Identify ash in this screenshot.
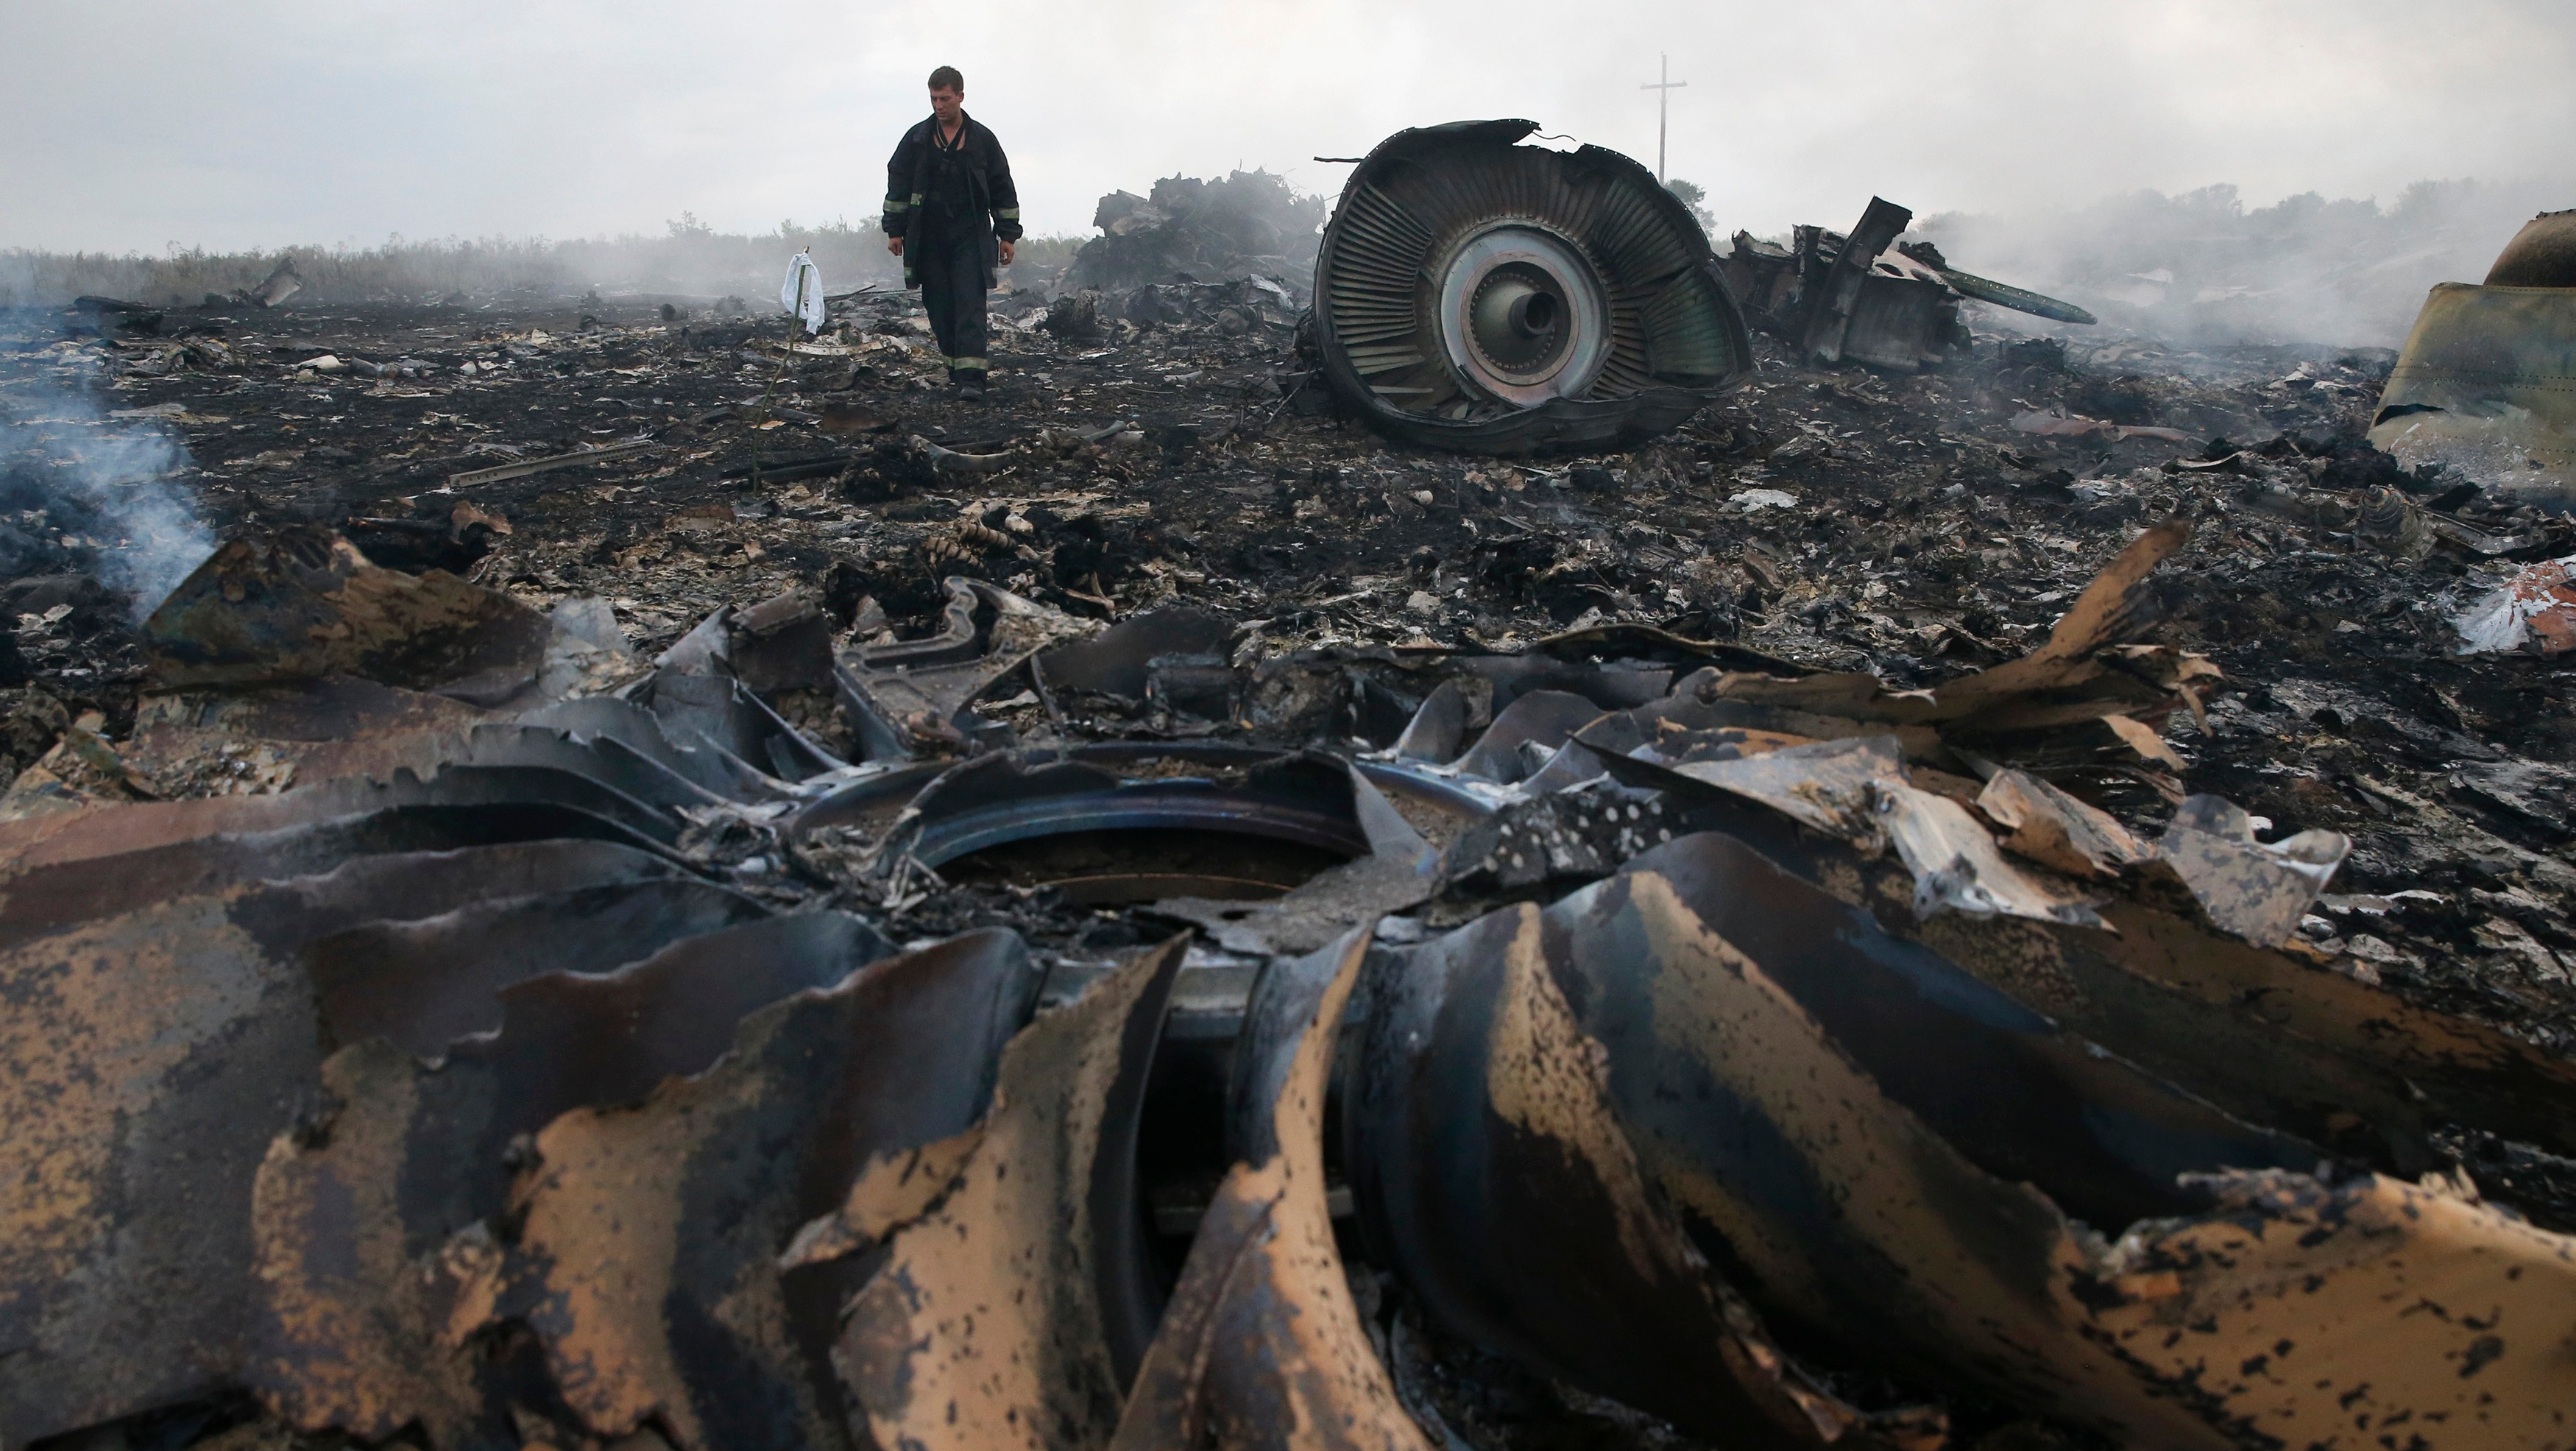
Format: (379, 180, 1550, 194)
(5, 264, 2575, 1451)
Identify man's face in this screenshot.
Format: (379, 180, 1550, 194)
(930, 86, 962, 123)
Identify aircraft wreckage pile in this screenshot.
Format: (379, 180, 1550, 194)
(6, 129, 2576, 1451)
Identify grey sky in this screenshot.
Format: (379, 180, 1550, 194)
(4, 1, 2572, 254)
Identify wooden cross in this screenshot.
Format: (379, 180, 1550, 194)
(1641, 53, 1687, 184)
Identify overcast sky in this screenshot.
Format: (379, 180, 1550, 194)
(4, 1, 2572, 254)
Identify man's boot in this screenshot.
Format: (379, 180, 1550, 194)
(955, 370, 988, 402)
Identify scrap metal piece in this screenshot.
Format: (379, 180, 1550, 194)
(1975, 767, 2154, 878)
(829, 935, 1187, 1451)
(1801, 197, 1918, 368)
(1311, 119, 1752, 455)
(838, 576, 1100, 753)
(1031, 604, 1234, 706)
(0, 814, 681, 956)
(1155, 760, 1445, 955)
(888, 749, 1380, 890)
(485, 928, 1039, 1451)
(0, 839, 698, 1444)
(1690, 518, 2215, 750)
(1730, 227, 2092, 367)
(0, 757, 687, 908)
(523, 694, 799, 801)
(2154, 794, 2349, 947)
(129, 715, 732, 818)
(1908, 873, 2576, 1173)
(1342, 889, 1922, 1446)
(2457, 553, 2576, 655)
(1869, 779, 2103, 927)
(1110, 926, 1431, 1451)
(1666, 733, 1904, 840)
(305, 878, 771, 1056)
(646, 607, 847, 782)
(1484, 833, 2576, 1448)
(254, 917, 899, 1445)
(1923, 264, 2097, 325)
(2371, 280, 2576, 497)
(445, 438, 655, 490)
(243, 256, 302, 308)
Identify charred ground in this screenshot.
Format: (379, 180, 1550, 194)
(7, 278, 2576, 1450)
(11, 286, 2573, 1049)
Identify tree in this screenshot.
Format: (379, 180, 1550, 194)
(1665, 178, 1716, 235)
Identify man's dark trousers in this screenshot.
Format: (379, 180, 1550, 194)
(916, 228, 988, 384)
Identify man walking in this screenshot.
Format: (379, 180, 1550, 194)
(884, 66, 1022, 401)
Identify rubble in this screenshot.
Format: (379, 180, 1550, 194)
(7, 167, 2576, 1451)
(1722, 196, 2095, 374)
(2455, 552, 2576, 654)
(1064, 169, 1324, 296)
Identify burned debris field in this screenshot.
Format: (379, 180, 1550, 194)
(7, 130, 2576, 1451)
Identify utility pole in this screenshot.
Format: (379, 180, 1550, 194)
(1641, 53, 1686, 184)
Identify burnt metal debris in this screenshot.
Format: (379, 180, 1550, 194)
(1722, 195, 2098, 374)
(8, 180, 2576, 1451)
(7, 509, 2576, 1451)
(1309, 120, 1755, 455)
(2372, 208, 2576, 506)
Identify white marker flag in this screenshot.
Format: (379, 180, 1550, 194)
(779, 250, 827, 335)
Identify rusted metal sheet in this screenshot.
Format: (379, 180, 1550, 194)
(0, 818, 682, 955)
(490, 928, 1041, 1450)
(1112, 925, 1430, 1450)
(244, 1040, 530, 1450)
(1344, 894, 1916, 1446)
(0, 836, 710, 1444)
(0, 894, 327, 1442)
(825, 935, 1186, 1450)
(0, 762, 685, 900)
(1502, 831, 2575, 1447)
(126, 716, 734, 817)
(1913, 884, 2576, 1170)
(247, 911, 905, 1446)
(305, 878, 771, 1056)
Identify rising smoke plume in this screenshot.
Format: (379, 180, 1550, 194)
(1914, 174, 2574, 351)
(0, 340, 216, 617)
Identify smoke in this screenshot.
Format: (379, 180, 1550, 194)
(0, 338, 216, 616)
(1913, 175, 2574, 351)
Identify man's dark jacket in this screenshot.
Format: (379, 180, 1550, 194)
(882, 113, 1022, 290)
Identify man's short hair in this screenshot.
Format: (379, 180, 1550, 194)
(928, 66, 963, 93)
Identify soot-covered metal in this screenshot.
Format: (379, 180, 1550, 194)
(6, 512, 2575, 1451)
